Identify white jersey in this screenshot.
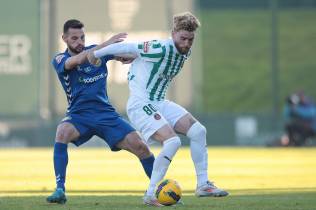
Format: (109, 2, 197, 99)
(128, 39, 189, 101)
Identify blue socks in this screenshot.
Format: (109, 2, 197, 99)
(140, 154, 155, 178)
(53, 142, 153, 191)
(54, 142, 68, 191)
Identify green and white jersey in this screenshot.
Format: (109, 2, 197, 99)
(128, 38, 189, 101)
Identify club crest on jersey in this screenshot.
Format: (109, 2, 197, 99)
(94, 58, 102, 67)
(154, 113, 161, 120)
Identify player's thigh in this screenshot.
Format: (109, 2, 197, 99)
(116, 131, 151, 158)
(55, 122, 80, 143)
(151, 124, 177, 143)
(174, 113, 197, 135)
(159, 100, 191, 129)
(96, 116, 135, 151)
(58, 113, 98, 146)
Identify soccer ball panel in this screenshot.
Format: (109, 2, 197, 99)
(155, 179, 182, 206)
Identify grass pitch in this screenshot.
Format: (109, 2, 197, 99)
(0, 147, 315, 210)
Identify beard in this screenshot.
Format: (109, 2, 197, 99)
(174, 43, 190, 55)
(68, 44, 84, 54)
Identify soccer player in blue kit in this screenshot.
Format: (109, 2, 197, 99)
(46, 19, 155, 204)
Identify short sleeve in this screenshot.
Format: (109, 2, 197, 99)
(52, 53, 69, 74)
(136, 40, 165, 62)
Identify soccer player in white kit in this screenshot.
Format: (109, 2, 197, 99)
(89, 12, 228, 206)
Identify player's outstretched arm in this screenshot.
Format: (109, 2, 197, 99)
(88, 42, 139, 65)
(87, 33, 129, 65)
(64, 50, 90, 70)
(65, 33, 128, 69)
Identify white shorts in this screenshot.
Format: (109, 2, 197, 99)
(126, 96, 188, 143)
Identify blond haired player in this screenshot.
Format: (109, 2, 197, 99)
(89, 12, 228, 206)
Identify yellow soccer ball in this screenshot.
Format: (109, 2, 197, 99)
(155, 179, 182, 206)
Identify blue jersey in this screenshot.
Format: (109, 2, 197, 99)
(52, 45, 116, 114)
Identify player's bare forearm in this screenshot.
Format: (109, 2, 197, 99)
(66, 32, 127, 69)
(64, 50, 89, 70)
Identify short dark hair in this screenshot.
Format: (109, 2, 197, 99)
(63, 19, 84, 34)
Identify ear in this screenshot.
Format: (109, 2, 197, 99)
(62, 33, 67, 42)
(171, 30, 176, 38)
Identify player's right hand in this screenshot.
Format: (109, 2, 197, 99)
(107, 33, 128, 45)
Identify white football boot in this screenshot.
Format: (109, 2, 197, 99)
(143, 194, 164, 207)
(195, 181, 229, 197)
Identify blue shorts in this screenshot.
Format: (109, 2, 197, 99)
(62, 111, 135, 151)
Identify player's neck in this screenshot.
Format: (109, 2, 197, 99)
(67, 48, 78, 56)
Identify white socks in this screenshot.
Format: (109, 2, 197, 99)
(187, 122, 209, 187)
(146, 136, 181, 196)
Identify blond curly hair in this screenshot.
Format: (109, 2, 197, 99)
(173, 12, 201, 32)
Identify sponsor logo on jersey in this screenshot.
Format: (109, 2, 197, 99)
(78, 73, 107, 84)
(55, 54, 65, 64)
(154, 113, 161, 120)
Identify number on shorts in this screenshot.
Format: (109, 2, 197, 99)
(143, 104, 157, 115)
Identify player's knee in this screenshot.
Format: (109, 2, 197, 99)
(55, 134, 69, 144)
(163, 136, 182, 150)
(187, 122, 207, 141)
(55, 123, 77, 143)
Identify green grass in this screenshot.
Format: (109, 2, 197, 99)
(0, 147, 316, 210)
(200, 9, 316, 112)
(1, 191, 316, 210)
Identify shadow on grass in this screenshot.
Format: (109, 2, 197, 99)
(0, 190, 316, 210)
